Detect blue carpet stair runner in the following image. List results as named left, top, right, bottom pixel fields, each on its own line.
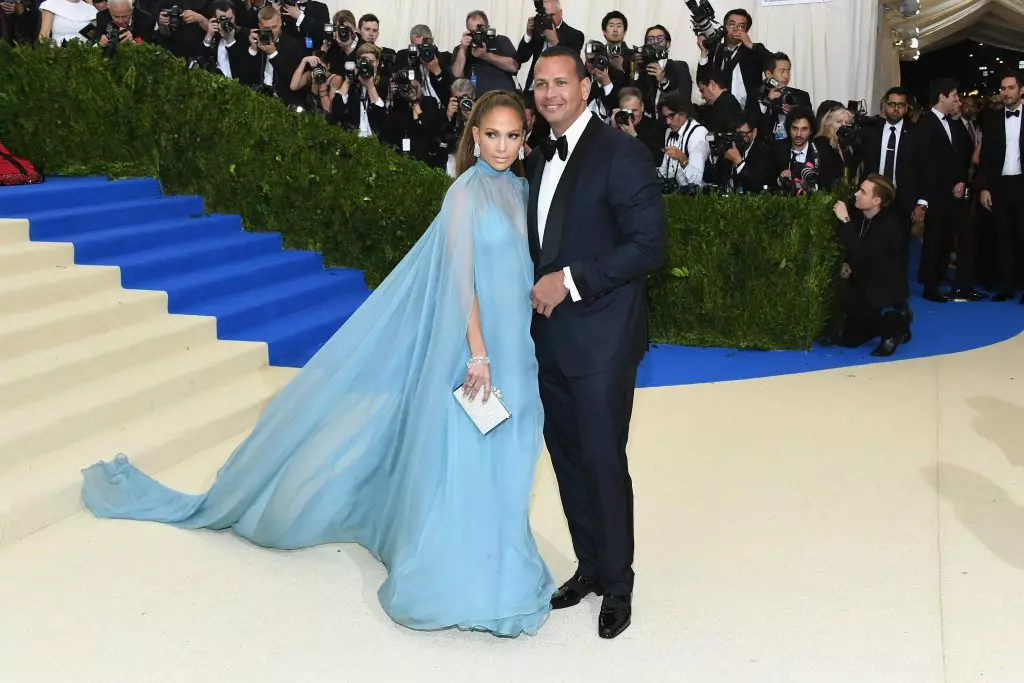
left=0, top=177, right=369, bottom=367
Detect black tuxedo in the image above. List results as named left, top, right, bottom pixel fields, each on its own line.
left=698, top=41, right=774, bottom=116
left=527, top=112, right=665, bottom=595
left=977, top=106, right=1024, bottom=291
left=517, top=21, right=585, bottom=91
left=634, top=59, right=693, bottom=122
left=394, top=49, right=454, bottom=105
left=706, top=91, right=744, bottom=133
left=861, top=120, right=918, bottom=216
left=233, top=32, right=306, bottom=107
left=94, top=8, right=156, bottom=44
left=153, top=0, right=210, bottom=61
left=330, top=82, right=388, bottom=134
left=713, top=139, right=773, bottom=192
left=759, top=87, right=812, bottom=141
left=915, top=109, right=973, bottom=292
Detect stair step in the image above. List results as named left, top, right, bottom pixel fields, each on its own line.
left=0, top=313, right=218, bottom=410
left=237, top=295, right=364, bottom=366
left=0, top=338, right=269, bottom=468
left=0, top=240, right=75, bottom=275
left=61, top=214, right=244, bottom=262
left=0, top=264, right=122, bottom=315
left=24, top=196, right=206, bottom=239
left=149, top=251, right=324, bottom=310
left=187, top=269, right=365, bottom=338
left=0, top=287, right=168, bottom=359
left=0, top=366, right=295, bottom=545
left=0, top=178, right=162, bottom=216
left=116, top=233, right=284, bottom=285
left=0, top=218, right=29, bottom=245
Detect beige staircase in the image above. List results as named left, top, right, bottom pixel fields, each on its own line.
left=0, top=218, right=296, bottom=545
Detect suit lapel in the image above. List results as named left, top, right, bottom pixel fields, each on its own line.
left=538, top=116, right=601, bottom=269
left=527, top=154, right=544, bottom=264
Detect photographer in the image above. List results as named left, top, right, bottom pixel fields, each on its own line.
left=759, top=52, right=811, bottom=142
left=271, top=0, right=329, bottom=50
left=517, top=0, right=584, bottom=91
left=771, top=106, right=822, bottom=194
left=832, top=174, right=911, bottom=357
left=155, top=0, right=211, bottom=60
left=601, top=11, right=632, bottom=78
left=439, top=78, right=475, bottom=175
left=633, top=25, right=692, bottom=119
left=1, top=0, right=37, bottom=44
left=317, top=10, right=359, bottom=73
left=696, top=8, right=773, bottom=117
left=289, top=51, right=341, bottom=116
left=234, top=5, right=304, bottom=106
left=330, top=42, right=388, bottom=138
left=696, top=68, right=743, bottom=133
left=395, top=25, right=452, bottom=106
left=658, top=91, right=710, bottom=193
left=95, top=0, right=153, bottom=48
left=386, top=75, right=443, bottom=169
left=583, top=40, right=627, bottom=123
left=611, top=86, right=663, bottom=166
left=712, top=112, right=772, bottom=193
left=197, top=0, right=247, bottom=77
left=814, top=106, right=857, bottom=190
left=450, top=10, right=518, bottom=96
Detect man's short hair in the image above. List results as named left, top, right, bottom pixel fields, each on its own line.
left=644, top=24, right=672, bottom=43
left=257, top=5, right=278, bottom=23
left=358, top=13, right=379, bottom=28
left=725, top=8, right=753, bottom=30
left=697, top=68, right=728, bottom=90
left=451, top=78, right=475, bottom=96
left=538, top=45, right=587, bottom=81
left=618, top=86, right=642, bottom=105
left=410, top=24, right=432, bottom=41
left=602, top=11, right=627, bottom=32
left=928, top=77, right=959, bottom=107
left=786, top=105, right=815, bottom=131
left=208, top=0, right=232, bottom=15
left=333, top=10, right=355, bottom=27
left=659, top=91, right=691, bottom=117
left=769, top=52, right=790, bottom=70
left=883, top=86, right=909, bottom=101
left=864, top=173, right=896, bottom=208
left=466, top=10, right=488, bottom=27
left=1000, top=70, right=1024, bottom=88
left=731, top=111, right=760, bottom=131
left=107, top=0, right=132, bottom=8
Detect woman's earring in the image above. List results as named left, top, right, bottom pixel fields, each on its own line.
left=518, top=146, right=525, bottom=161
left=473, top=142, right=481, bottom=158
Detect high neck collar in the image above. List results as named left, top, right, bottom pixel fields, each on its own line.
left=475, top=158, right=510, bottom=176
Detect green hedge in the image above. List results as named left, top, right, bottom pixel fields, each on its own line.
left=0, top=41, right=840, bottom=349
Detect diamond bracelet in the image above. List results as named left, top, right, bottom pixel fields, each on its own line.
left=467, top=356, right=490, bottom=369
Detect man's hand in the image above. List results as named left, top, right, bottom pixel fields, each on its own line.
left=696, top=35, right=708, bottom=58
left=912, top=205, right=927, bottom=223
left=981, top=189, right=993, bottom=211
left=531, top=272, right=569, bottom=318
left=664, top=146, right=687, bottom=164
left=735, top=28, right=753, bottom=49
left=182, top=9, right=204, bottom=24
left=724, top=144, right=742, bottom=165
left=840, top=263, right=852, bottom=279
left=471, top=45, right=487, bottom=59
left=646, top=62, right=665, bottom=84
left=0, top=2, right=16, bottom=14
left=280, top=2, right=299, bottom=20
left=593, top=67, right=611, bottom=88
left=542, top=25, right=558, bottom=45
left=953, top=181, right=966, bottom=199
left=425, top=53, right=441, bottom=76
left=832, top=200, right=849, bottom=223
left=461, top=30, right=472, bottom=49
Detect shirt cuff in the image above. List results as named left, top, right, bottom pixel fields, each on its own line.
left=602, top=82, right=614, bottom=96
left=248, top=47, right=257, bottom=56
left=374, top=97, right=385, bottom=107
left=563, top=266, right=582, bottom=303
left=296, top=10, right=305, bottom=25
left=523, top=33, right=531, bottom=44
left=917, top=199, right=928, bottom=207
left=267, top=50, right=278, bottom=60
left=735, top=161, right=746, bottom=174
left=698, top=56, right=709, bottom=66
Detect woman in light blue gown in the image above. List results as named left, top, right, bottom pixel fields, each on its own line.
left=81, top=91, right=556, bottom=637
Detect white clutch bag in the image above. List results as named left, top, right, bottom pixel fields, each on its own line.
left=452, top=385, right=511, bottom=435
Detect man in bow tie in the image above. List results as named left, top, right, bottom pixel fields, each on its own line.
left=525, top=45, right=666, bottom=640
left=978, top=71, right=1024, bottom=303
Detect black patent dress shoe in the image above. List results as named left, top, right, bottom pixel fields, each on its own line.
left=947, top=288, right=989, bottom=302
left=598, top=594, right=632, bottom=639
left=871, top=337, right=899, bottom=357
left=550, top=573, right=603, bottom=610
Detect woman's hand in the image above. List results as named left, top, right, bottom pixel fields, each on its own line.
left=463, top=359, right=491, bottom=403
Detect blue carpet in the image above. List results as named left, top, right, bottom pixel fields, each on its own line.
left=4, top=177, right=1022, bottom=386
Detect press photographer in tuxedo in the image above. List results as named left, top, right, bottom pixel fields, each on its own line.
left=696, top=67, right=743, bottom=133
left=600, top=10, right=632, bottom=77
left=713, top=112, right=773, bottom=193
left=582, top=40, right=627, bottom=123
left=517, top=0, right=585, bottom=92
left=833, top=174, right=911, bottom=357
left=385, top=76, right=443, bottom=169
left=758, top=52, right=811, bottom=142
left=978, top=71, right=1024, bottom=303
left=95, top=0, right=154, bottom=47
left=318, top=10, right=360, bottom=74
left=696, top=8, right=773, bottom=118
left=234, top=5, right=305, bottom=107
left=394, top=25, right=452, bottom=106
left=632, top=25, right=692, bottom=121
left=155, top=0, right=211, bottom=61
left=771, top=106, right=823, bottom=193
left=657, top=91, right=710, bottom=192
left=330, top=43, right=388, bottom=137
left=272, top=0, right=329, bottom=48
left=197, top=0, right=249, bottom=77
left=611, top=87, right=664, bottom=166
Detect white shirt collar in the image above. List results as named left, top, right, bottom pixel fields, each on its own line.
left=550, top=107, right=593, bottom=155
left=932, top=107, right=948, bottom=121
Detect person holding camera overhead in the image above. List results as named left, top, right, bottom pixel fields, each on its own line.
left=696, top=8, right=773, bottom=118
left=234, top=4, right=304, bottom=106
left=451, top=10, right=519, bottom=96
left=329, top=42, right=388, bottom=138
left=517, top=0, right=584, bottom=92
left=395, top=25, right=453, bottom=106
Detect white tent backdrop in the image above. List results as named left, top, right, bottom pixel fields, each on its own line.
left=888, top=0, right=1024, bottom=53
left=319, top=0, right=886, bottom=106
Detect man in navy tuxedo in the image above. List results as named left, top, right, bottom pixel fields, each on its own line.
left=526, top=45, right=666, bottom=640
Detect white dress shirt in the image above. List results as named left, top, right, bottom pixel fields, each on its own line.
left=341, top=88, right=386, bottom=138
left=698, top=45, right=747, bottom=108
left=203, top=35, right=236, bottom=78
left=659, top=118, right=709, bottom=187
left=878, top=119, right=904, bottom=181
left=1002, top=105, right=1022, bottom=176
left=537, top=108, right=593, bottom=302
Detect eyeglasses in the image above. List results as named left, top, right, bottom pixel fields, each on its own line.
left=885, top=101, right=908, bottom=108
left=645, top=35, right=666, bottom=43
left=725, top=21, right=746, bottom=30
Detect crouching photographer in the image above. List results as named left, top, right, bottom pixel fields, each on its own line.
left=438, top=78, right=475, bottom=176
left=330, top=43, right=388, bottom=138
left=610, top=86, right=663, bottom=166
left=386, top=70, right=444, bottom=169
left=709, top=112, right=772, bottom=193
left=95, top=0, right=154, bottom=53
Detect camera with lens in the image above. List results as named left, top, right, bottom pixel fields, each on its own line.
left=635, top=43, right=669, bottom=68
left=836, top=122, right=862, bottom=148
left=470, top=26, right=498, bottom=51
left=165, top=4, right=182, bottom=30
left=779, top=162, right=819, bottom=195
left=458, top=94, right=475, bottom=113
left=335, top=24, right=351, bottom=43
left=356, top=57, right=374, bottom=79
left=613, top=109, right=634, bottom=127
left=686, top=0, right=725, bottom=53
left=584, top=41, right=609, bottom=71
left=706, top=131, right=746, bottom=157
left=322, top=22, right=333, bottom=41
left=310, top=57, right=328, bottom=84
left=104, top=22, right=121, bottom=43
left=532, top=0, right=553, bottom=34
left=406, top=44, right=420, bottom=69
left=419, top=42, right=437, bottom=63
left=393, top=69, right=417, bottom=101
left=258, top=27, right=273, bottom=45
left=607, top=42, right=624, bottom=58
left=217, top=16, right=235, bottom=33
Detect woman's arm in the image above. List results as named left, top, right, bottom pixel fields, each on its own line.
left=463, top=295, right=491, bottom=402
left=38, top=8, right=53, bottom=41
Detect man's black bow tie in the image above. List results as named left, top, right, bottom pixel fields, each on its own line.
left=942, top=114, right=952, bottom=122
left=1007, top=109, right=1021, bottom=119
left=542, top=135, right=569, bottom=162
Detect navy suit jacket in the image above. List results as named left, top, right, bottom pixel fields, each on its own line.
left=527, top=115, right=666, bottom=377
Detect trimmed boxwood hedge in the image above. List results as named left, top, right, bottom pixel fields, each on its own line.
left=0, top=41, right=840, bottom=349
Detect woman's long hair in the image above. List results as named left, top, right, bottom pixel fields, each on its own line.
left=454, top=91, right=528, bottom=178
